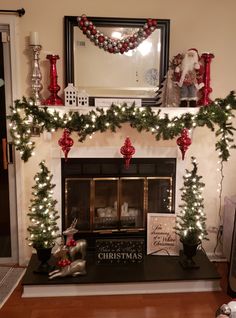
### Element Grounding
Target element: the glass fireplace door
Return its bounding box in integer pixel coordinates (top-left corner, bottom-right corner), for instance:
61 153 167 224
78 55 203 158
93 178 119 230
120 178 145 229
64 176 173 234
147 177 173 213
65 178 91 230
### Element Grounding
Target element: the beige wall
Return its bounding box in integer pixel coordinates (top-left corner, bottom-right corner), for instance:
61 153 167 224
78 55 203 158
1 0 234 99
1 0 236 262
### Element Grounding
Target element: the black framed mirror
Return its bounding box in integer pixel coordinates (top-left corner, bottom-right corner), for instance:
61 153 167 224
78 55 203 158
64 16 170 106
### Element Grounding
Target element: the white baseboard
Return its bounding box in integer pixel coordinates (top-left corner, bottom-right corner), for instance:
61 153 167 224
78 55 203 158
22 279 221 298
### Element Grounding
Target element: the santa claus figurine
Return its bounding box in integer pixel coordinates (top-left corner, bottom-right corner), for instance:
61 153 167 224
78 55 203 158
173 48 204 107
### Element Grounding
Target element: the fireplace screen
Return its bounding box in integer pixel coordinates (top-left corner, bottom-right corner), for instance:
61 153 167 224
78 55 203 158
65 176 173 232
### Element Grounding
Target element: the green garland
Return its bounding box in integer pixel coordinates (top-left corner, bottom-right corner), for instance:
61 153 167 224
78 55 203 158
8 91 236 162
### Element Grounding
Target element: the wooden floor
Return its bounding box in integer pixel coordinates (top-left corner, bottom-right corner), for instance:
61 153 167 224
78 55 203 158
0 263 232 318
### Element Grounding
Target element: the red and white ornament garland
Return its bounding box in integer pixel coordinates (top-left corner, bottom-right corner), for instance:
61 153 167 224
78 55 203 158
77 14 158 54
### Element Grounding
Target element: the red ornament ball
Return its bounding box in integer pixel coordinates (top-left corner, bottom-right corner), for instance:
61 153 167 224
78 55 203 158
98 35 105 43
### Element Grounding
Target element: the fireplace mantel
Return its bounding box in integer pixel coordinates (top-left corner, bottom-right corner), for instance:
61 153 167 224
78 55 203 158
41 105 199 118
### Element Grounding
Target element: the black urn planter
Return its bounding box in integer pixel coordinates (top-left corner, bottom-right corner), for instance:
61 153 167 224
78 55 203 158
34 247 53 274
180 239 201 269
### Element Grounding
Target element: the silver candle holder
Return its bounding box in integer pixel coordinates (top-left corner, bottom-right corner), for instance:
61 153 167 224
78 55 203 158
30 44 43 106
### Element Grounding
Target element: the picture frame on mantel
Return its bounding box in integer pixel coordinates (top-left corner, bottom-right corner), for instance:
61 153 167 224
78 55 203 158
147 213 179 256
64 16 170 107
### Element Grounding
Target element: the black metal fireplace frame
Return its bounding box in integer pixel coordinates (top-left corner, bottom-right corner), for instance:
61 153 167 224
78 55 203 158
61 157 176 251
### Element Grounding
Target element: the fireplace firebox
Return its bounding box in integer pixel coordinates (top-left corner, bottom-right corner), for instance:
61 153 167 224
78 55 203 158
61 158 176 250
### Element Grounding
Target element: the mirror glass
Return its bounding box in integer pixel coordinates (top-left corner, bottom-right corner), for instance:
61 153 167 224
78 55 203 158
65 17 170 106
74 27 161 98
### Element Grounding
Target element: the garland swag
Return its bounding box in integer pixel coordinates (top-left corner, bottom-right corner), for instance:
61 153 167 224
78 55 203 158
8 91 236 162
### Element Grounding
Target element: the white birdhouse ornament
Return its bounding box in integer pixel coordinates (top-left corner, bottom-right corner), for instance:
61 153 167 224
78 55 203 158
64 83 78 107
78 90 89 107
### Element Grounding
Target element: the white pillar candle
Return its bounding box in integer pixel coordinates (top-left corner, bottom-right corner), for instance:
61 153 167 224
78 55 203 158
30 32 40 45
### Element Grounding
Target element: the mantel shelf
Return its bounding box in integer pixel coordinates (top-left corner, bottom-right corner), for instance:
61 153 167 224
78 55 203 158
39 105 199 118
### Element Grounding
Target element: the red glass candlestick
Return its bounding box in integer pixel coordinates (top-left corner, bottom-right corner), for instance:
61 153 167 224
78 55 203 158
198 53 215 106
45 54 64 105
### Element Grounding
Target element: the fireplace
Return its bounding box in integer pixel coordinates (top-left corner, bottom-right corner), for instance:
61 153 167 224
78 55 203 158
61 158 176 250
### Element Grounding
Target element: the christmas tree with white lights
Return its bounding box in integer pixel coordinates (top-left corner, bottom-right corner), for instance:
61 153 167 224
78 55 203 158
175 157 208 245
27 161 60 249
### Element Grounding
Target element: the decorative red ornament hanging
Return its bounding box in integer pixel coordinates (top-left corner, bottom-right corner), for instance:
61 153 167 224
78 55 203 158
58 129 74 161
120 137 135 169
77 15 157 55
176 128 192 160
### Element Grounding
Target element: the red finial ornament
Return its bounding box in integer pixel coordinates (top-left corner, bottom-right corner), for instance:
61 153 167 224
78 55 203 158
120 137 135 169
177 128 192 160
58 129 74 161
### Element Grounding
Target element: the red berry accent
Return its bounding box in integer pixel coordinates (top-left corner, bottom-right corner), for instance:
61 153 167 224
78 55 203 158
108 47 114 53
129 37 135 43
91 29 97 35
88 24 94 31
58 260 64 267
82 26 87 33
122 42 128 49
79 20 84 27
67 239 76 247
120 48 125 54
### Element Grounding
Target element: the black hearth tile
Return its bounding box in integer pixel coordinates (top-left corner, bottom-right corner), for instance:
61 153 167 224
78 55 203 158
22 251 220 287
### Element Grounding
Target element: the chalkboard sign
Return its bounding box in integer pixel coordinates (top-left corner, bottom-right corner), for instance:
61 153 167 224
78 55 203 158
228 209 236 297
96 238 144 264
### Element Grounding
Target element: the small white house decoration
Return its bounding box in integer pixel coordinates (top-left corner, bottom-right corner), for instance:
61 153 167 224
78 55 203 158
78 89 89 107
64 83 78 107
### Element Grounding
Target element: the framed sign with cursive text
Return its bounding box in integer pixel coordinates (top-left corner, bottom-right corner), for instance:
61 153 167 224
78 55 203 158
147 213 178 255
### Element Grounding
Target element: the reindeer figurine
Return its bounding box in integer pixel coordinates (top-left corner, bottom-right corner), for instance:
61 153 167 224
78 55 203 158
48 220 87 279
49 259 86 279
62 218 87 261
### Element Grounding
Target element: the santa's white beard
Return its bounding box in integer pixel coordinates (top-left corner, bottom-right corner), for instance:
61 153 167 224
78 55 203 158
179 54 198 87
182 55 196 73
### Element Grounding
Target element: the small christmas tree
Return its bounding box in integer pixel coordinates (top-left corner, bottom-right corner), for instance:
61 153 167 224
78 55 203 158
27 161 60 249
175 157 208 245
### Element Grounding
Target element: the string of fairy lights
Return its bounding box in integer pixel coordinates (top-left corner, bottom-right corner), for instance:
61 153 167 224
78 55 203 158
8 91 236 163
175 157 208 244
27 161 60 249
